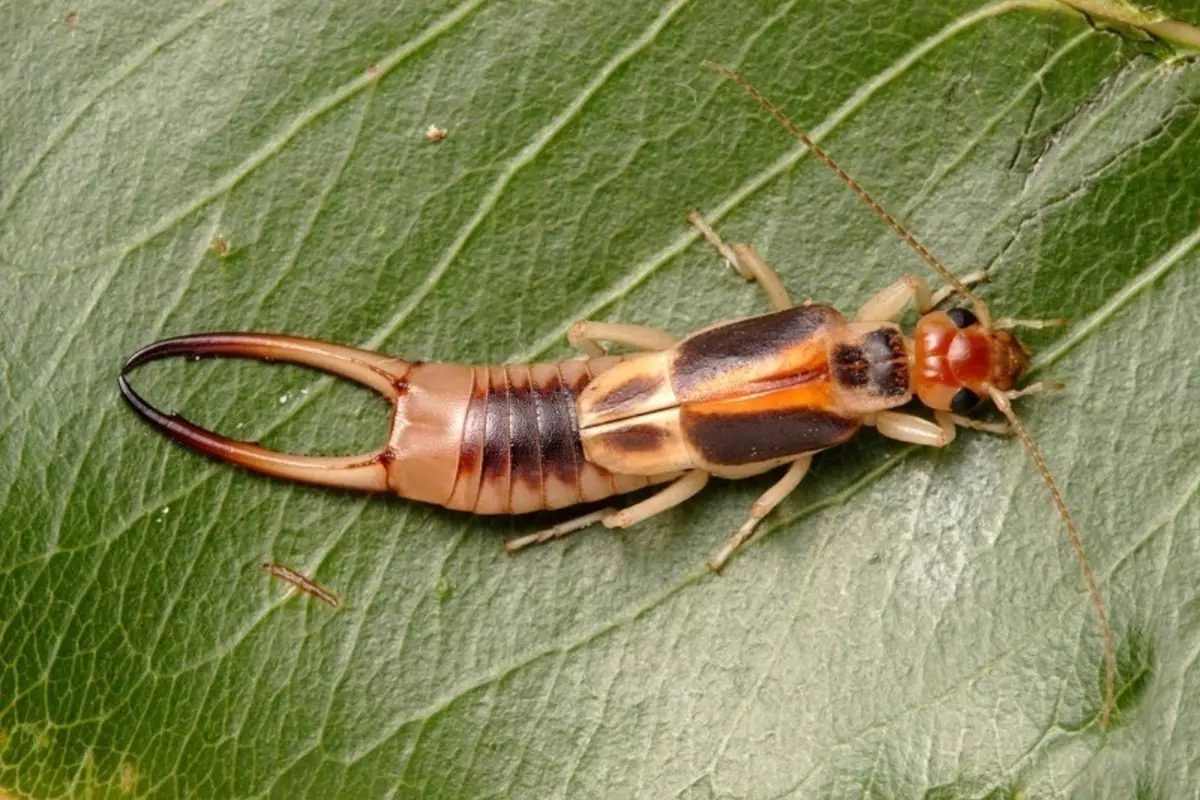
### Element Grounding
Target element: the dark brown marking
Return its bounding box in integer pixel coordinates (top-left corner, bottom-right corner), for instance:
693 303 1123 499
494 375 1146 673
674 305 840 394
506 366 544 490
871 360 909 398
537 367 582 487
864 328 909 397
864 327 904 362
833 344 869 388
585 363 621 496
835 328 909 398
681 407 859 465
456 369 487 477
601 424 668 453
589 372 664 414
564 366 589 503
481 372 511 484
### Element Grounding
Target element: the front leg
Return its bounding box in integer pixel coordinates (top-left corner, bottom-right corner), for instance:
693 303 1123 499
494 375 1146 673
870 410 957 447
855 271 988 323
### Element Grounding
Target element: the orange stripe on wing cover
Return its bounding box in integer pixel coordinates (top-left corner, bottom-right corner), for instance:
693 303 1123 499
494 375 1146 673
684 379 836 419
672 305 842 403
679 367 859 467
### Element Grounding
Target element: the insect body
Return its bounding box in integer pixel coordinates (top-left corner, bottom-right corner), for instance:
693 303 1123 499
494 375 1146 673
118 261 1010 564
119 64 1116 726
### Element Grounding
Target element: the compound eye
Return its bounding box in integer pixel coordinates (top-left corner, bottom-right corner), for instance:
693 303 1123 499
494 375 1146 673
946 307 979 328
950 387 981 413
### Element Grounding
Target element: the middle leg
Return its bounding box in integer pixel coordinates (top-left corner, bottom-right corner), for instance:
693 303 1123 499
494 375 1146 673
688 211 793 311
709 456 813 572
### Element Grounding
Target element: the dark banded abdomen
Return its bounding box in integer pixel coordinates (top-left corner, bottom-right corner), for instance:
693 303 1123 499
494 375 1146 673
390 359 659 514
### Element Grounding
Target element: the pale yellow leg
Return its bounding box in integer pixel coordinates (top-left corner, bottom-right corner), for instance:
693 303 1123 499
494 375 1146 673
568 320 678 358
993 317 1067 331
505 508 616 553
871 410 956 447
946 414 1011 435
930 270 988 308
687 211 792 311
506 470 710 553
708 456 812 572
603 470 710 529
855 271 988 323
1006 380 1065 400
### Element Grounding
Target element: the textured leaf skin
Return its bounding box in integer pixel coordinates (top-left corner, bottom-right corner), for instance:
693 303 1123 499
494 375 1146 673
1 1 1198 797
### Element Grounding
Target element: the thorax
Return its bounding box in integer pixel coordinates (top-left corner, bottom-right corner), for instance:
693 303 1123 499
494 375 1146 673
575 305 914 476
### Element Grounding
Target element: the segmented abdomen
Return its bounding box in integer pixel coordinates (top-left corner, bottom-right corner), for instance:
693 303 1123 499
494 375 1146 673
388 358 659 514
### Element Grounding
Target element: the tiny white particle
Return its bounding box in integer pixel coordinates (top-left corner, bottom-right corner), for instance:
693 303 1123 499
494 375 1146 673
279 394 290 404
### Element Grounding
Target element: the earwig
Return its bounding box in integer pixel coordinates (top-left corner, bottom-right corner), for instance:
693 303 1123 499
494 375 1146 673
119 65 1116 727
262 562 341 608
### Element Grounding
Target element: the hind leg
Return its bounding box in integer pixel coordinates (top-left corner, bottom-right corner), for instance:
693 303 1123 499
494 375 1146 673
505 471 710 553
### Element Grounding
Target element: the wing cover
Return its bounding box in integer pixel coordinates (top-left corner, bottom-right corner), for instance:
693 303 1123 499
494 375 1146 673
672 305 860 465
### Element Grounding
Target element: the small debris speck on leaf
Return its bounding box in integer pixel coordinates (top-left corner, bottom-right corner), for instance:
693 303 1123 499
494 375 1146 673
425 125 448 143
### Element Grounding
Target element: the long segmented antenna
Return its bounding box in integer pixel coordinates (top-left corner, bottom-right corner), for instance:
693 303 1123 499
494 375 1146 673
706 61 1116 728
988 387 1115 728
703 62 988 325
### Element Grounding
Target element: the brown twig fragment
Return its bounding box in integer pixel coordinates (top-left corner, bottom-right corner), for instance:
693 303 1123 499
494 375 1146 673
262 562 340 608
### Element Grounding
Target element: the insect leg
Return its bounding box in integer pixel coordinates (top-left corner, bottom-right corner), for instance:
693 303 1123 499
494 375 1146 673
506 471 707 551
929 271 988 308
504 508 618 552
603 470 710 529
1004 380 1065 400
708 456 812 572
855 271 988 322
870 410 956 447
567 320 677 357
945 414 1011 435
687 211 792 311
992 317 1068 331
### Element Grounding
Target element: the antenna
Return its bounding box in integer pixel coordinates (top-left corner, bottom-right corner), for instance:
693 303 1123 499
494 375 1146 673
702 61 989 325
706 62 1116 727
988 387 1116 728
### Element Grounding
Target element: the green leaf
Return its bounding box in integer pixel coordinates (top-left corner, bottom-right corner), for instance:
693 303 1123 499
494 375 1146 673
2 1 1198 796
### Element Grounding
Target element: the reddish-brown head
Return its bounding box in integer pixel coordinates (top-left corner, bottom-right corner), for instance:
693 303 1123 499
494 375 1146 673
912 307 1028 412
